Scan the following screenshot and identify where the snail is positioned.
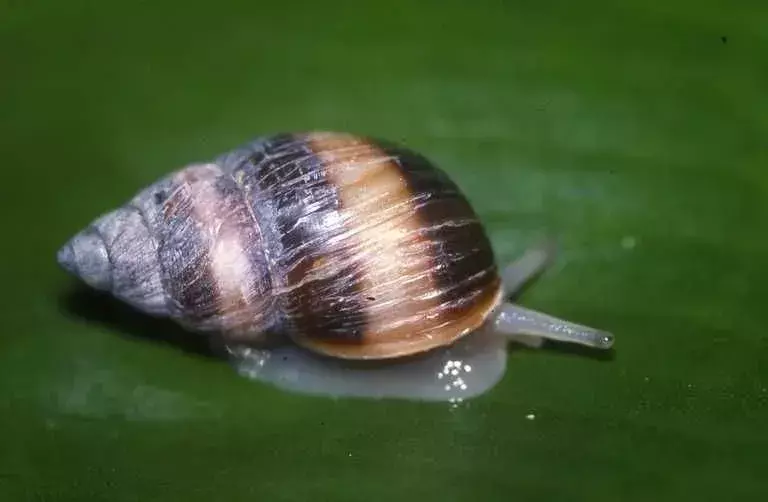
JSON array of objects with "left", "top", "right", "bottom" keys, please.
[{"left": 57, "top": 131, "right": 614, "bottom": 402}]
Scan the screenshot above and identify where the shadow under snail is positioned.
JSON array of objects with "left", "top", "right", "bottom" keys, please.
[{"left": 57, "top": 131, "right": 614, "bottom": 402}]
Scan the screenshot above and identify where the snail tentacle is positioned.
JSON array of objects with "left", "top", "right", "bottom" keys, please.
[
  {"left": 491, "top": 302, "right": 614, "bottom": 350},
  {"left": 500, "top": 238, "right": 556, "bottom": 298}
]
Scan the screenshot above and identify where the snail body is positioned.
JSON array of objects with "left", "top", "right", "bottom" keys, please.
[{"left": 58, "top": 131, "right": 613, "bottom": 401}]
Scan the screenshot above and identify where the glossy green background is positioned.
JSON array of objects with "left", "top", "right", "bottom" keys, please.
[{"left": 2, "top": 0, "right": 767, "bottom": 500}]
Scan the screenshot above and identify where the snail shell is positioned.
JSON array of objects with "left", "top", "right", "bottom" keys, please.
[{"left": 58, "top": 131, "right": 613, "bottom": 401}]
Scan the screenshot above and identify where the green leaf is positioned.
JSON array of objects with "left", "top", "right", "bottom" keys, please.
[{"left": 1, "top": 0, "right": 766, "bottom": 500}]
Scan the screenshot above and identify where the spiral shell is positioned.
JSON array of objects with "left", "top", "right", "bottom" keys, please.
[{"left": 59, "top": 131, "right": 502, "bottom": 360}]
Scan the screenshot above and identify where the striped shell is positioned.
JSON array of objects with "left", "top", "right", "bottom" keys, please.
[{"left": 58, "top": 132, "right": 502, "bottom": 360}]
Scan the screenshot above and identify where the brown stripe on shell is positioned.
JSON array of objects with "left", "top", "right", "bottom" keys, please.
[
  {"left": 375, "top": 139, "right": 502, "bottom": 336},
  {"left": 245, "top": 134, "right": 370, "bottom": 342},
  {"left": 158, "top": 163, "right": 274, "bottom": 339},
  {"left": 297, "top": 132, "right": 502, "bottom": 359}
]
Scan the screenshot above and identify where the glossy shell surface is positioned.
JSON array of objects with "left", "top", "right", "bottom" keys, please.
[{"left": 65, "top": 131, "right": 503, "bottom": 360}]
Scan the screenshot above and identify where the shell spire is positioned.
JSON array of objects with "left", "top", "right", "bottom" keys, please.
[{"left": 57, "top": 206, "right": 168, "bottom": 316}]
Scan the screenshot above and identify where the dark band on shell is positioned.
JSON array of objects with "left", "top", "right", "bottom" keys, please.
[
  {"left": 233, "top": 133, "right": 370, "bottom": 343},
  {"left": 374, "top": 139, "right": 500, "bottom": 321},
  {"left": 136, "top": 163, "right": 275, "bottom": 338}
]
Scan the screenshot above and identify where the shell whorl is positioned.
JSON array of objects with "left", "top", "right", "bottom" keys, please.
[
  {"left": 59, "top": 132, "right": 502, "bottom": 359},
  {"left": 127, "top": 161, "right": 275, "bottom": 339},
  {"left": 218, "top": 132, "right": 501, "bottom": 358}
]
